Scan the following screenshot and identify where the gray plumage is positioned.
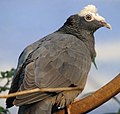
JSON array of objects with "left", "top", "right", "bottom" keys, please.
[{"left": 6, "top": 5, "right": 111, "bottom": 114}]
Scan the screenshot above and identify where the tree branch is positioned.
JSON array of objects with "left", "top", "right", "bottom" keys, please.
[
  {"left": 57, "top": 73, "right": 120, "bottom": 114},
  {"left": 0, "top": 87, "right": 82, "bottom": 98}
]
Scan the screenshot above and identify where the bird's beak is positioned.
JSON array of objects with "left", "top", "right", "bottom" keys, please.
[
  {"left": 102, "top": 21, "right": 112, "bottom": 30},
  {"left": 104, "top": 22, "right": 112, "bottom": 29}
]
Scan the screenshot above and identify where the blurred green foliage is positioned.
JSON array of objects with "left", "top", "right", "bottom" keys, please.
[
  {"left": 0, "top": 68, "right": 15, "bottom": 114},
  {"left": 0, "top": 106, "right": 10, "bottom": 114}
]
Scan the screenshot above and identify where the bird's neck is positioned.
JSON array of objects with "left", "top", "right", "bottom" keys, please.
[{"left": 57, "top": 25, "right": 96, "bottom": 60}]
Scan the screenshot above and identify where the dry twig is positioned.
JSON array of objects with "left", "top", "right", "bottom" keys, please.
[{"left": 0, "top": 87, "right": 81, "bottom": 98}]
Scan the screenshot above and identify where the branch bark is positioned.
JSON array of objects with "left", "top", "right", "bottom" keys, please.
[{"left": 57, "top": 73, "right": 120, "bottom": 114}]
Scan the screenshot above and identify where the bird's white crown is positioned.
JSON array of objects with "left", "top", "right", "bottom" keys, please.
[
  {"left": 78, "top": 5, "right": 105, "bottom": 21},
  {"left": 79, "top": 5, "right": 97, "bottom": 16}
]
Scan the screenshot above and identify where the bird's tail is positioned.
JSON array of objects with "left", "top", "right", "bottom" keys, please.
[{"left": 18, "top": 100, "right": 53, "bottom": 114}]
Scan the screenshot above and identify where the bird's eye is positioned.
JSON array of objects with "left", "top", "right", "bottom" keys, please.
[{"left": 84, "top": 14, "right": 93, "bottom": 22}]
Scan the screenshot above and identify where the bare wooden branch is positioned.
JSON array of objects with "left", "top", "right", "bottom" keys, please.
[
  {"left": 57, "top": 73, "right": 120, "bottom": 114},
  {"left": 0, "top": 87, "right": 81, "bottom": 98}
]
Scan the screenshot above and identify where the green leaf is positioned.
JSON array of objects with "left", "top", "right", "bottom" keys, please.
[
  {"left": 0, "top": 106, "right": 10, "bottom": 114},
  {"left": 118, "top": 109, "right": 120, "bottom": 114}
]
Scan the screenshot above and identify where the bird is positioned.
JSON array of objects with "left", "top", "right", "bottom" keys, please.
[{"left": 6, "top": 4, "right": 111, "bottom": 114}]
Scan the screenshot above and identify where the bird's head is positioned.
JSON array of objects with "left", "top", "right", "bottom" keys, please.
[
  {"left": 77, "top": 4, "right": 112, "bottom": 32},
  {"left": 62, "top": 5, "right": 112, "bottom": 33}
]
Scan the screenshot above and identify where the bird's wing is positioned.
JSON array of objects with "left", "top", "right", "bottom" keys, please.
[
  {"left": 13, "top": 33, "right": 91, "bottom": 106},
  {"left": 6, "top": 38, "right": 44, "bottom": 108}
]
